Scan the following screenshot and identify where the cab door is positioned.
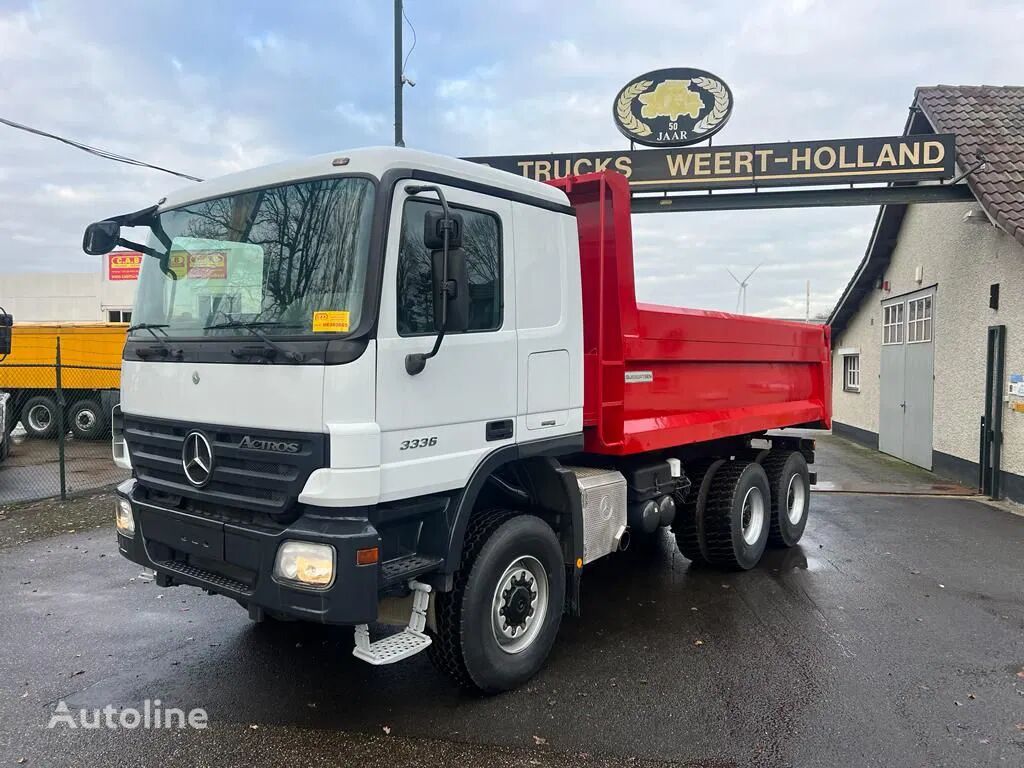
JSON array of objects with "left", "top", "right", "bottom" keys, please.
[{"left": 375, "top": 181, "right": 517, "bottom": 502}]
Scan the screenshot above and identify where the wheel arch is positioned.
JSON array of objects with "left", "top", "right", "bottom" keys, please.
[{"left": 442, "top": 435, "right": 585, "bottom": 612}]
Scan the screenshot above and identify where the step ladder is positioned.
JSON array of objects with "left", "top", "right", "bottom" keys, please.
[{"left": 352, "top": 580, "right": 432, "bottom": 665}]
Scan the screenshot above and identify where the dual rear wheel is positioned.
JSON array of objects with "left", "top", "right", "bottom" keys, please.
[
  {"left": 19, "top": 396, "right": 108, "bottom": 440},
  {"left": 673, "top": 450, "right": 809, "bottom": 570}
]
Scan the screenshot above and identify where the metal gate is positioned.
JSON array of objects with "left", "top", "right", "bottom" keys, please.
[{"left": 879, "top": 288, "right": 935, "bottom": 469}]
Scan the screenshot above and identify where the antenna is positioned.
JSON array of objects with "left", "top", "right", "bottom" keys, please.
[{"left": 727, "top": 262, "right": 763, "bottom": 314}]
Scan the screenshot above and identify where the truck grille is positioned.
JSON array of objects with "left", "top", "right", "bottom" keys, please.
[{"left": 123, "top": 414, "right": 327, "bottom": 516}]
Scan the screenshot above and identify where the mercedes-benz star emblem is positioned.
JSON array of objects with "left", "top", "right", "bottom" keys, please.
[{"left": 182, "top": 431, "right": 214, "bottom": 487}]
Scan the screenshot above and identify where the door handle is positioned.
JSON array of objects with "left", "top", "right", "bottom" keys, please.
[
  {"left": 486, "top": 419, "right": 513, "bottom": 441},
  {"left": 900, "top": 402, "right": 906, "bottom": 409}
]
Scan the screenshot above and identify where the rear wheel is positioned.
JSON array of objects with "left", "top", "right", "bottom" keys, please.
[
  {"left": 672, "top": 459, "right": 723, "bottom": 564},
  {"left": 429, "top": 511, "right": 565, "bottom": 693},
  {"left": 68, "top": 398, "right": 107, "bottom": 440},
  {"left": 22, "top": 395, "right": 59, "bottom": 439},
  {"left": 702, "top": 460, "right": 771, "bottom": 570},
  {"left": 762, "top": 450, "right": 810, "bottom": 547}
]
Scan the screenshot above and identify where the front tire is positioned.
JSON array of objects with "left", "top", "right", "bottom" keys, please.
[
  {"left": 429, "top": 511, "right": 565, "bottom": 693},
  {"left": 702, "top": 460, "right": 771, "bottom": 570}
]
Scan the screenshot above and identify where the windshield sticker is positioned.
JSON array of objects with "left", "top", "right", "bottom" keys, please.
[
  {"left": 168, "top": 249, "right": 228, "bottom": 280},
  {"left": 312, "top": 310, "right": 350, "bottom": 333}
]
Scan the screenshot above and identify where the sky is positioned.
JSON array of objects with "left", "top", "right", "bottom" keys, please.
[{"left": 0, "top": 0, "right": 1021, "bottom": 317}]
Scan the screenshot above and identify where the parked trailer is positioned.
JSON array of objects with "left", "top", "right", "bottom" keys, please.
[
  {"left": 84, "top": 148, "right": 830, "bottom": 692},
  {"left": 0, "top": 322, "right": 126, "bottom": 440}
]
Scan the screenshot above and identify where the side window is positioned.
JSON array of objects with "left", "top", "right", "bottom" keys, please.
[
  {"left": 396, "top": 198, "right": 502, "bottom": 336},
  {"left": 843, "top": 354, "right": 860, "bottom": 392},
  {"left": 907, "top": 296, "right": 932, "bottom": 343},
  {"left": 882, "top": 302, "right": 904, "bottom": 345}
]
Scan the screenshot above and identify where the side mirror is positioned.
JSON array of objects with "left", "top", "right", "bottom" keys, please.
[
  {"left": 82, "top": 220, "right": 121, "bottom": 255},
  {"left": 423, "top": 209, "right": 463, "bottom": 250},
  {"left": 431, "top": 247, "right": 470, "bottom": 333},
  {"left": 0, "top": 311, "right": 11, "bottom": 356}
]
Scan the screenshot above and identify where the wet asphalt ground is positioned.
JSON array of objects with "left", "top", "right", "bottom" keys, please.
[{"left": 1, "top": 442, "right": 1023, "bottom": 767}]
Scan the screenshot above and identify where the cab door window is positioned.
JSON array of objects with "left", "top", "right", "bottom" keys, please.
[{"left": 396, "top": 199, "right": 502, "bottom": 336}]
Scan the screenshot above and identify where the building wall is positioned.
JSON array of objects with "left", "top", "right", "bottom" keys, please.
[
  {"left": 0, "top": 271, "right": 136, "bottom": 322},
  {"left": 832, "top": 200, "right": 1024, "bottom": 492}
]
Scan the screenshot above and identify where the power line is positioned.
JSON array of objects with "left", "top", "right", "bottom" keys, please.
[
  {"left": 0, "top": 116, "right": 204, "bottom": 182},
  {"left": 402, "top": 3, "right": 417, "bottom": 76}
]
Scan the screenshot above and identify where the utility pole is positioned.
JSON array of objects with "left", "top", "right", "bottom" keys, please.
[
  {"left": 806, "top": 280, "right": 810, "bottom": 322},
  {"left": 394, "top": 0, "right": 404, "bottom": 147}
]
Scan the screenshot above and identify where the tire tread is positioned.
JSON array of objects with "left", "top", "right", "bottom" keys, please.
[
  {"left": 672, "top": 459, "right": 716, "bottom": 563},
  {"left": 427, "top": 508, "right": 520, "bottom": 689},
  {"left": 702, "top": 461, "right": 748, "bottom": 567}
]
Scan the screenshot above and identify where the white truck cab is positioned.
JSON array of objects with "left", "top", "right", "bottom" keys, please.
[{"left": 94, "top": 148, "right": 590, "bottom": 691}]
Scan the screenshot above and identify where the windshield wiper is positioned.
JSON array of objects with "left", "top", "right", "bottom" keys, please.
[
  {"left": 127, "top": 323, "right": 182, "bottom": 360},
  {"left": 204, "top": 321, "right": 305, "bottom": 363}
]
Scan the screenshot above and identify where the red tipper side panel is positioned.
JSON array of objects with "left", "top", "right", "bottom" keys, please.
[{"left": 548, "top": 171, "right": 832, "bottom": 456}]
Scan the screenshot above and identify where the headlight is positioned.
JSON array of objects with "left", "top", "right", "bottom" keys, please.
[
  {"left": 115, "top": 498, "right": 135, "bottom": 536},
  {"left": 273, "top": 541, "right": 335, "bottom": 589}
]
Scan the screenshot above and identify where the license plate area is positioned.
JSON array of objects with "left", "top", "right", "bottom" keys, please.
[{"left": 140, "top": 508, "right": 225, "bottom": 560}]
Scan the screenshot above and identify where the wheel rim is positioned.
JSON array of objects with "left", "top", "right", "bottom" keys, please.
[
  {"left": 740, "top": 486, "right": 766, "bottom": 545},
  {"left": 786, "top": 473, "right": 807, "bottom": 525},
  {"left": 491, "top": 555, "right": 549, "bottom": 654},
  {"left": 27, "top": 404, "right": 52, "bottom": 432},
  {"left": 75, "top": 409, "right": 97, "bottom": 431}
]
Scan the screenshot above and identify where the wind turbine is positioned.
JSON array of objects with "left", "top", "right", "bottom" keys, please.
[{"left": 727, "top": 262, "right": 763, "bottom": 314}]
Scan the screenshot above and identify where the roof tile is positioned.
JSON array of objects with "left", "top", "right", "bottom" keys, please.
[{"left": 915, "top": 85, "right": 1024, "bottom": 248}]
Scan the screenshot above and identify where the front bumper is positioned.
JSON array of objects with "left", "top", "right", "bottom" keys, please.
[{"left": 116, "top": 480, "right": 380, "bottom": 624}]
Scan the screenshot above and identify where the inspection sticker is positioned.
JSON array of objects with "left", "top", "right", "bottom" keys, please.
[{"left": 312, "top": 310, "right": 350, "bottom": 333}]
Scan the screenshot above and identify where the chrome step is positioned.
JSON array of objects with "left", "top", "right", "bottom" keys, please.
[{"left": 352, "top": 580, "right": 432, "bottom": 666}]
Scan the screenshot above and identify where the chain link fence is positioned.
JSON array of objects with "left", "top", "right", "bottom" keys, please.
[{"left": 1, "top": 333, "right": 129, "bottom": 505}]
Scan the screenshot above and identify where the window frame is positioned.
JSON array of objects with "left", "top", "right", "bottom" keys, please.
[
  {"left": 882, "top": 302, "right": 904, "bottom": 345},
  {"left": 395, "top": 196, "right": 504, "bottom": 338},
  {"left": 907, "top": 295, "right": 933, "bottom": 344},
  {"left": 843, "top": 354, "right": 860, "bottom": 392},
  {"left": 107, "top": 309, "right": 133, "bottom": 323}
]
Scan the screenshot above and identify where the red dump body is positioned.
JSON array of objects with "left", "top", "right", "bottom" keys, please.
[{"left": 548, "top": 171, "right": 832, "bottom": 456}]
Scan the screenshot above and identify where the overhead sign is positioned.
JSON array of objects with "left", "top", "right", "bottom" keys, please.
[
  {"left": 613, "top": 68, "right": 734, "bottom": 147},
  {"left": 465, "top": 134, "right": 956, "bottom": 193},
  {"left": 107, "top": 251, "right": 142, "bottom": 281}
]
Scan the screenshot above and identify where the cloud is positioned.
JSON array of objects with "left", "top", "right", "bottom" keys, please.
[
  {"left": 335, "top": 102, "right": 388, "bottom": 137},
  {"left": 1, "top": 0, "right": 1021, "bottom": 318}
]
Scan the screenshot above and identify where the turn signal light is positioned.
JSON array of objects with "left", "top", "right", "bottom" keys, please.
[{"left": 356, "top": 547, "right": 379, "bottom": 566}]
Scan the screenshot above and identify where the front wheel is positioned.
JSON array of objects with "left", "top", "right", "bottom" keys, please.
[{"left": 429, "top": 511, "right": 565, "bottom": 693}]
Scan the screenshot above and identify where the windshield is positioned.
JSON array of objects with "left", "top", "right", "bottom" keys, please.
[{"left": 131, "top": 177, "right": 375, "bottom": 338}]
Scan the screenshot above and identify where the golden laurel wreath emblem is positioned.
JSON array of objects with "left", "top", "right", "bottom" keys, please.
[
  {"left": 689, "top": 76, "right": 730, "bottom": 135},
  {"left": 616, "top": 80, "right": 654, "bottom": 137},
  {"left": 616, "top": 77, "right": 730, "bottom": 138}
]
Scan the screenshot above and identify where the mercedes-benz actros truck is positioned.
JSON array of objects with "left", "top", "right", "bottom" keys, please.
[{"left": 83, "top": 148, "right": 830, "bottom": 693}]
